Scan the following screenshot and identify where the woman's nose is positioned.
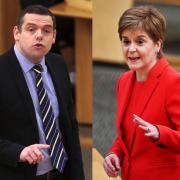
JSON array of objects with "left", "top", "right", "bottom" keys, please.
[{"left": 129, "top": 43, "right": 136, "bottom": 52}]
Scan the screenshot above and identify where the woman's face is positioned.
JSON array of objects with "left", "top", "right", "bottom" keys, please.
[{"left": 121, "top": 28, "right": 161, "bottom": 75}]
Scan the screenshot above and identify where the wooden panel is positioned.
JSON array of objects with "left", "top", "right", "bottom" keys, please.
[
  {"left": 0, "top": 0, "right": 20, "bottom": 54},
  {"left": 135, "top": 0, "right": 180, "bottom": 6},
  {"left": 93, "top": 0, "right": 133, "bottom": 64},
  {"left": 0, "top": 0, "right": 4, "bottom": 52},
  {"left": 75, "top": 19, "right": 92, "bottom": 124},
  {"left": 50, "top": 3, "right": 92, "bottom": 124},
  {"left": 166, "top": 54, "right": 180, "bottom": 71}
]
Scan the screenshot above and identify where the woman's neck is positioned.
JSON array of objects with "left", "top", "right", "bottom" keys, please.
[{"left": 136, "top": 60, "right": 157, "bottom": 82}]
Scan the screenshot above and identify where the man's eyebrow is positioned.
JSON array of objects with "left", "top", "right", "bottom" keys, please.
[{"left": 25, "top": 23, "right": 53, "bottom": 28}]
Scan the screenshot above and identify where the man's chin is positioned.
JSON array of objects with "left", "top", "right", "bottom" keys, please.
[{"left": 29, "top": 54, "right": 44, "bottom": 63}]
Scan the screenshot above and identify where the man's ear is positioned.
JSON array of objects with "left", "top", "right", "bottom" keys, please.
[
  {"left": 13, "top": 26, "right": 20, "bottom": 41},
  {"left": 52, "top": 29, "right": 56, "bottom": 44}
]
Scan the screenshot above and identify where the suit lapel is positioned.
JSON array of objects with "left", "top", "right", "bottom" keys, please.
[
  {"left": 8, "top": 49, "right": 39, "bottom": 137},
  {"left": 118, "top": 71, "right": 135, "bottom": 125},
  {"left": 117, "top": 71, "right": 136, "bottom": 157}
]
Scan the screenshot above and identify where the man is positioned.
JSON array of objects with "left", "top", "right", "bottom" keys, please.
[
  {"left": 19, "top": 0, "right": 74, "bottom": 55},
  {"left": 0, "top": 5, "right": 84, "bottom": 180}
]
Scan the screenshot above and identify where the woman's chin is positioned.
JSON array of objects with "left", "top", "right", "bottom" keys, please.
[{"left": 128, "top": 64, "right": 140, "bottom": 71}]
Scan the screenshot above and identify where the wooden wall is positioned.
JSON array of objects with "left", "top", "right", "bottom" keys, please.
[
  {"left": 93, "top": 0, "right": 133, "bottom": 63},
  {"left": 0, "top": 0, "right": 20, "bottom": 54}
]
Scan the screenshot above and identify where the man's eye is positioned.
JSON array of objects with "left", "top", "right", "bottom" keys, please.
[
  {"left": 44, "top": 29, "right": 51, "bottom": 33},
  {"left": 28, "top": 28, "right": 34, "bottom": 32}
]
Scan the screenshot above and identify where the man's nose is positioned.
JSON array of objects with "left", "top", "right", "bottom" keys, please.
[{"left": 35, "top": 29, "right": 43, "bottom": 40}]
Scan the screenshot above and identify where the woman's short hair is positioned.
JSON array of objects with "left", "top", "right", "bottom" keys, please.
[{"left": 118, "top": 6, "right": 166, "bottom": 55}]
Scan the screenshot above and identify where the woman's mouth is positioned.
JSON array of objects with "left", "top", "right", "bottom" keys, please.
[{"left": 128, "top": 57, "right": 140, "bottom": 62}]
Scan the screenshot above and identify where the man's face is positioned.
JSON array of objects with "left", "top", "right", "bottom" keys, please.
[{"left": 14, "top": 13, "right": 56, "bottom": 63}]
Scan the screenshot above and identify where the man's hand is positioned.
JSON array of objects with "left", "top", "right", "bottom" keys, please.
[
  {"left": 133, "top": 114, "right": 159, "bottom": 140},
  {"left": 103, "top": 153, "right": 120, "bottom": 177},
  {"left": 20, "top": 144, "right": 50, "bottom": 165}
]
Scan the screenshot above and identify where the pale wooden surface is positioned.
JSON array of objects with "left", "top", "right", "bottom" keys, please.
[
  {"left": 75, "top": 19, "right": 92, "bottom": 124},
  {"left": 93, "top": 148, "right": 121, "bottom": 180},
  {"left": 50, "top": 2, "right": 92, "bottom": 19},
  {"left": 50, "top": 3, "right": 92, "bottom": 124},
  {"left": 93, "top": 0, "right": 133, "bottom": 64},
  {"left": 65, "top": 0, "right": 92, "bottom": 12}
]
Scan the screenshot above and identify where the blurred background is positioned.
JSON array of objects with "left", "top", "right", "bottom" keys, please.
[
  {"left": 0, "top": 0, "right": 92, "bottom": 180},
  {"left": 1, "top": 0, "right": 180, "bottom": 179},
  {"left": 93, "top": 1, "right": 180, "bottom": 179}
]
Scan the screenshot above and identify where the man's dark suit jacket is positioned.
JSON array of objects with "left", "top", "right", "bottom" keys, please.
[{"left": 0, "top": 47, "right": 85, "bottom": 180}]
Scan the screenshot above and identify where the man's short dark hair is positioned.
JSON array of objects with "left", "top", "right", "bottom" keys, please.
[{"left": 16, "top": 4, "right": 56, "bottom": 30}]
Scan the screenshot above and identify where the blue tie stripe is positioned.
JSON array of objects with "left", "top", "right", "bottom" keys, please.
[
  {"left": 53, "top": 142, "right": 63, "bottom": 163},
  {"left": 49, "top": 129, "right": 59, "bottom": 146},
  {"left": 46, "top": 120, "right": 56, "bottom": 140},
  {"left": 41, "top": 98, "right": 49, "bottom": 114},
  {"left": 44, "top": 113, "right": 54, "bottom": 132},
  {"left": 33, "top": 64, "right": 68, "bottom": 173},
  {"left": 42, "top": 102, "right": 52, "bottom": 122}
]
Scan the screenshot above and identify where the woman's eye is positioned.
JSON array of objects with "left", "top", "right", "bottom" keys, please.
[
  {"left": 137, "top": 40, "right": 144, "bottom": 45},
  {"left": 122, "top": 40, "right": 130, "bottom": 45}
]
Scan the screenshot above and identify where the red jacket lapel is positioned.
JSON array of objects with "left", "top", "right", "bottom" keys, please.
[{"left": 129, "top": 58, "right": 169, "bottom": 152}]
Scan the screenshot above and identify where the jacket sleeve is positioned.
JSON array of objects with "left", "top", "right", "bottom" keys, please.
[
  {"left": 107, "top": 76, "right": 123, "bottom": 158},
  {"left": 155, "top": 74, "right": 180, "bottom": 153},
  {"left": 63, "top": 61, "right": 85, "bottom": 180},
  {"left": 0, "top": 138, "right": 25, "bottom": 167},
  {"left": 108, "top": 136, "right": 123, "bottom": 159}
]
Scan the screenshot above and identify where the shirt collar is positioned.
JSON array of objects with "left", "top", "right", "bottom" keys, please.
[{"left": 14, "top": 45, "right": 47, "bottom": 73}]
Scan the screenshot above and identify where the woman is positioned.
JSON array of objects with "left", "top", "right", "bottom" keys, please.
[{"left": 103, "top": 6, "right": 180, "bottom": 180}]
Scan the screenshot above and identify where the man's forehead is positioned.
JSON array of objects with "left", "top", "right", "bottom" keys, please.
[{"left": 23, "top": 13, "right": 53, "bottom": 26}]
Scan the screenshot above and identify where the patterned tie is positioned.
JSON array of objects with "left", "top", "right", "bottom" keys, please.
[{"left": 33, "top": 64, "right": 68, "bottom": 173}]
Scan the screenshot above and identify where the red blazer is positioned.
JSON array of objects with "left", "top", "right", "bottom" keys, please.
[{"left": 109, "top": 58, "right": 180, "bottom": 180}]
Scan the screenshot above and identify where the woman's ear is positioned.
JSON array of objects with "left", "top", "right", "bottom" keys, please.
[{"left": 156, "top": 39, "right": 162, "bottom": 53}]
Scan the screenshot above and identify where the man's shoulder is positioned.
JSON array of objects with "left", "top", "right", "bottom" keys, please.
[
  {"left": 45, "top": 52, "right": 68, "bottom": 73},
  {"left": 46, "top": 52, "right": 65, "bottom": 63},
  {"left": 0, "top": 48, "right": 14, "bottom": 68},
  {"left": 119, "top": 70, "right": 133, "bottom": 81},
  {"left": 0, "top": 48, "right": 13, "bottom": 60}
]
